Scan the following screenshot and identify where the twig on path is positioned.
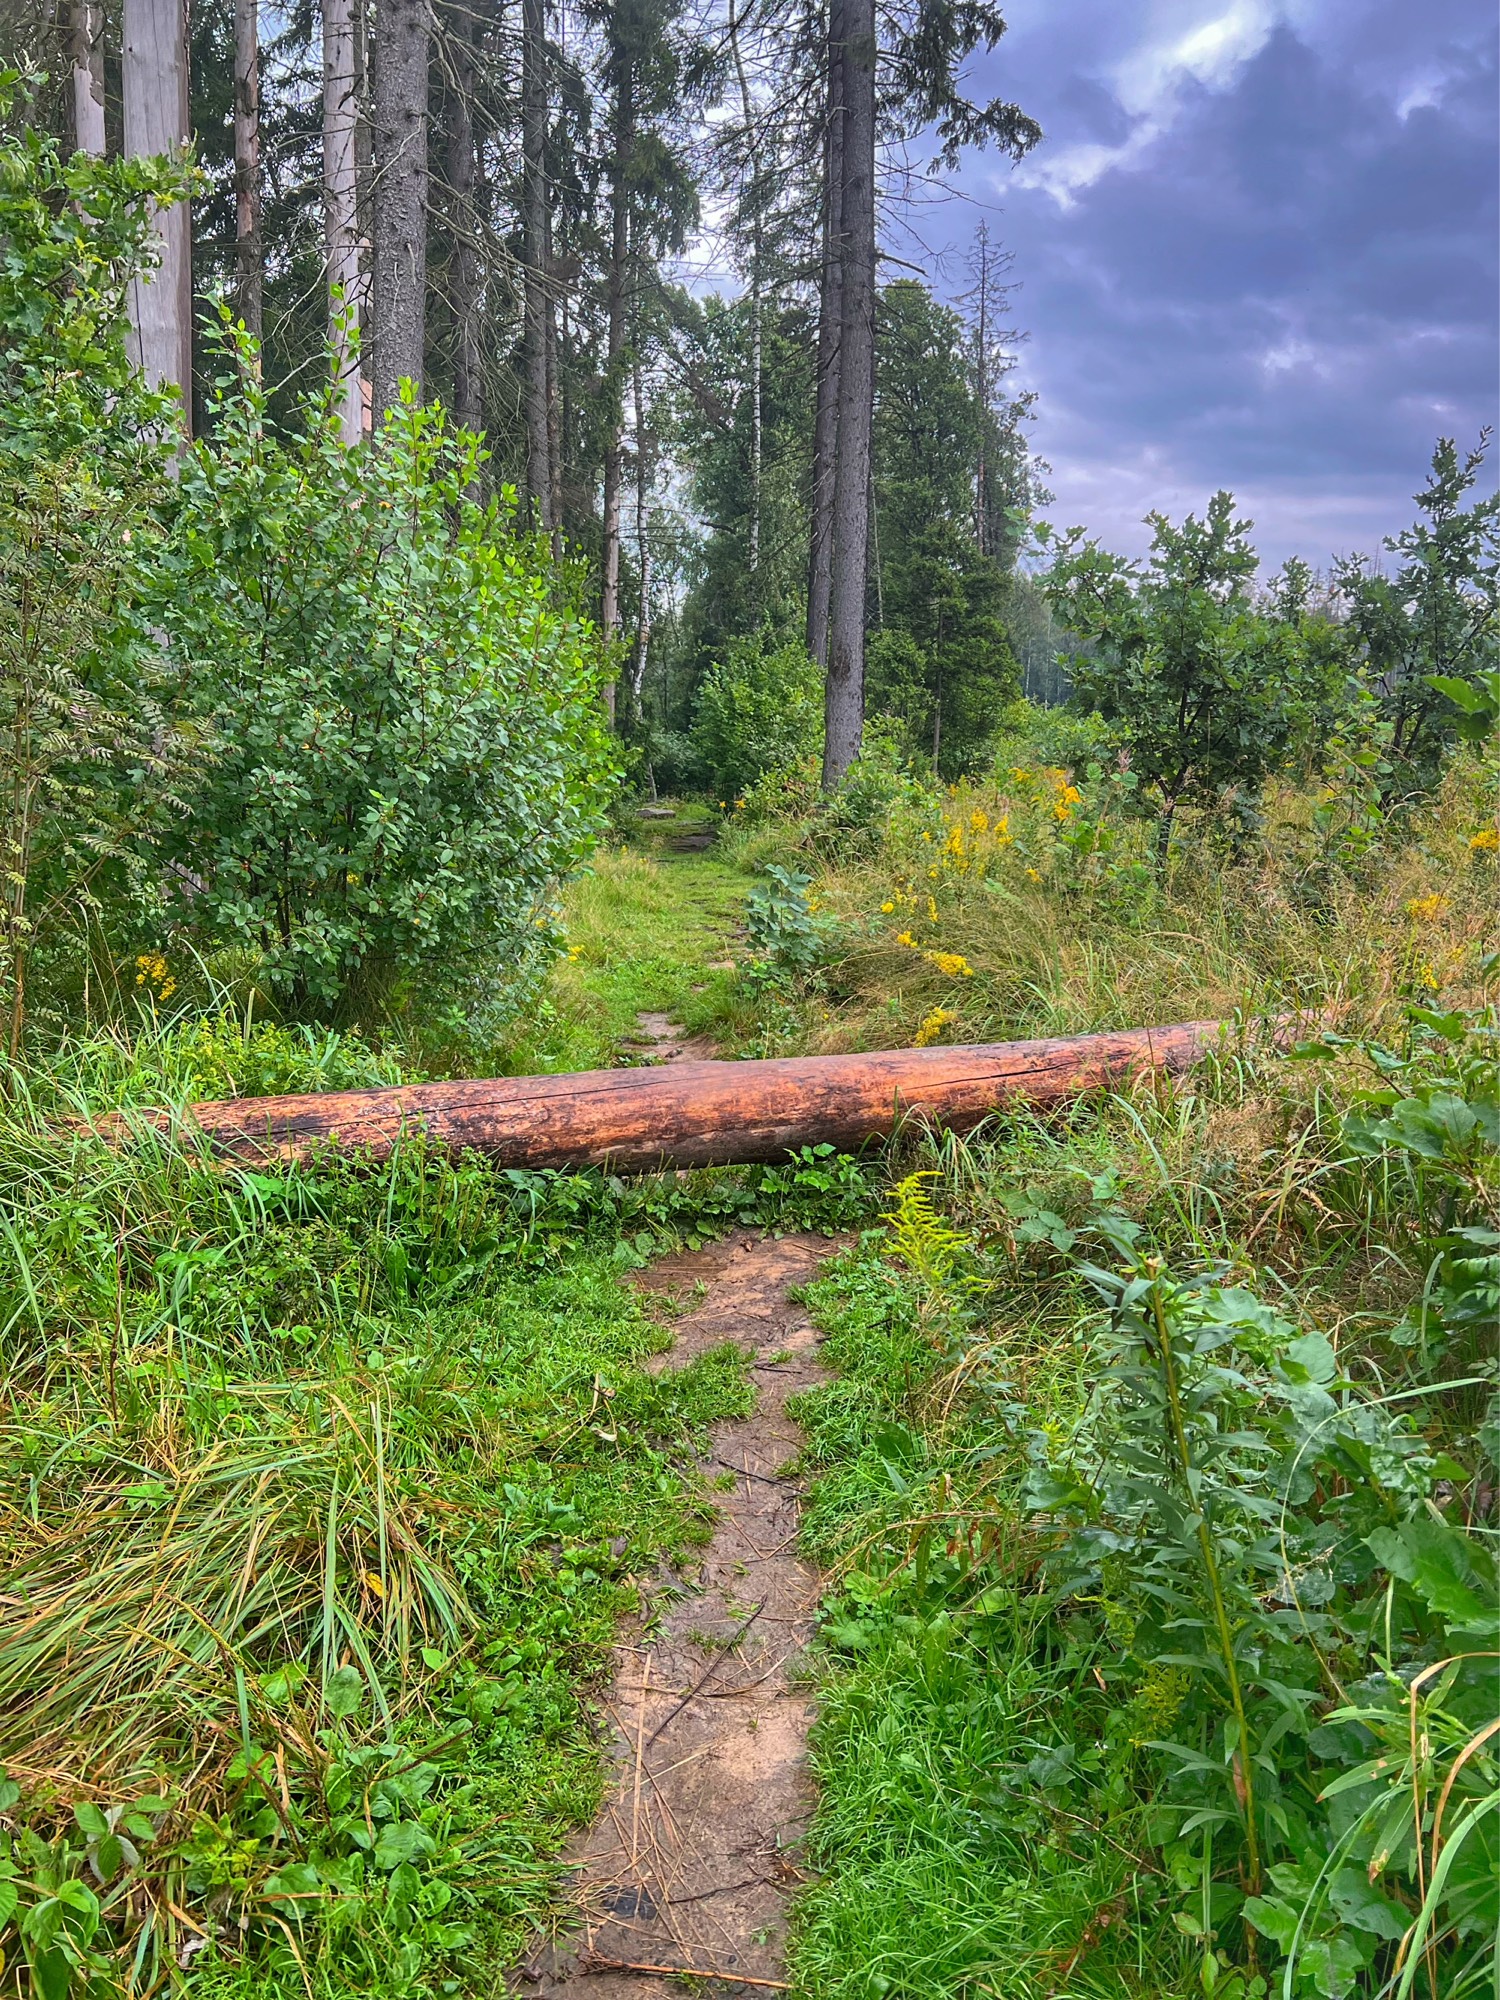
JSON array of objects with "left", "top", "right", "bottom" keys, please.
[
  {"left": 580, "top": 1955, "right": 791, "bottom": 1990},
  {"left": 645, "top": 1602, "right": 765, "bottom": 1748},
  {"left": 630, "top": 1652, "right": 652, "bottom": 1868}
]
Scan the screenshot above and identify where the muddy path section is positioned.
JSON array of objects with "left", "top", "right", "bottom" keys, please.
[{"left": 521, "top": 1231, "right": 833, "bottom": 1998}]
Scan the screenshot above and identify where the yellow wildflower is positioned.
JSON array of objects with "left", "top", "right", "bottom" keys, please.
[
  {"left": 880, "top": 900, "right": 896, "bottom": 914},
  {"left": 134, "top": 952, "right": 177, "bottom": 1004},
  {"left": 896, "top": 931, "right": 917, "bottom": 948},
  {"left": 1406, "top": 893, "right": 1451, "bottom": 921},
  {"left": 924, "top": 950, "right": 974, "bottom": 978},
  {"left": 927, "top": 896, "right": 939, "bottom": 924},
  {"left": 1025, "top": 867, "right": 1041, "bottom": 883},
  {"left": 1469, "top": 826, "right": 1499, "bottom": 853},
  {"left": 1417, "top": 961, "right": 1441, "bottom": 991},
  {"left": 928, "top": 865, "right": 939, "bottom": 880},
  {"left": 969, "top": 808, "right": 989, "bottom": 835},
  {"left": 914, "top": 1005, "right": 955, "bottom": 1047}
]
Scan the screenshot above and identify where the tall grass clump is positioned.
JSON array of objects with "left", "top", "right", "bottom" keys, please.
[{"left": 790, "top": 984, "right": 1498, "bottom": 2000}]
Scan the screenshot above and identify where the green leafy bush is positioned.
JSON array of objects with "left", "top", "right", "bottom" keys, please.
[
  {"left": 690, "top": 633, "right": 823, "bottom": 800},
  {"left": 144, "top": 334, "right": 614, "bottom": 1023},
  {"left": 0, "top": 84, "right": 192, "bottom": 1051},
  {"left": 1041, "top": 495, "right": 1353, "bottom": 856}
]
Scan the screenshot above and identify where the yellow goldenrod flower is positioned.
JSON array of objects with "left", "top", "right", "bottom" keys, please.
[
  {"left": 969, "top": 808, "right": 989, "bottom": 835},
  {"left": 924, "top": 950, "right": 974, "bottom": 978},
  {"left": 914, "top": 1005, "right": 955, "bottom": 1047},
  {"left": 1025, "top": 867, "right": 1041, "bottom": 882},
  {"left": 1469, "top": 826, "right": 1499, "bottom": 853},
  {"left": 880, "top": 900, "right": 895, "bottom": 914},
  {"left": 896, "top": 931, "right": 917, "bottom": 948},
  {"left": 1406, "top": 893, "right": 1451, "bottom": 921}
]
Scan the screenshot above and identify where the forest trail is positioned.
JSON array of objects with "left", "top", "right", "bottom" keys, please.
[{"left": 523, "top": 1231, "right": 834, "bottom": 1997}]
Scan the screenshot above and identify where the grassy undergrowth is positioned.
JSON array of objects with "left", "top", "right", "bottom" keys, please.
[
  {"left": 0, "top": 1016, "right": 873, "bottom": 2000},
  {"left": 790, "top": 1006, "right": 1499, "bottom": 2000},
  {"left": 501, "top": 804, "right": 761, "bottom": 1072}
]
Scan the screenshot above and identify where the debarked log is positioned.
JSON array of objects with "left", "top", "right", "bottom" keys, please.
[{"left": 94, "top": 1018, "right": 1255, "bottom": 1172}]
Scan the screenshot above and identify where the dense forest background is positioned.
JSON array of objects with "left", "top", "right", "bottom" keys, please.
[{"left": 3, "top": 0, "right": 1054, "bottom": 786}]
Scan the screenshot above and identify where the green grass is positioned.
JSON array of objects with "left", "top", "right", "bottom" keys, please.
[
  {"left": 0, "top": 1071, "right": 767, "bottom": 1999},
  {"left": 788, "top": 1244, "right": 1188, "bottom": 2000},
  {"left": 502, "top": 808, "right": 761, "bottom": 1073}
]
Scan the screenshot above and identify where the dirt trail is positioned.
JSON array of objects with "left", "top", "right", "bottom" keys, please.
[
  {"left": 620, "top": 1010, "right": 719, "bottom": 1064},
  {"left": 521, "top": 1231, "right": 833, "bottom": 1997}
]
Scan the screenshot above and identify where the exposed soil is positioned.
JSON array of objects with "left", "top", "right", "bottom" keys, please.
[
  {"left": 518, "top": 1231, "right": 835, "bottom": 1997},
  {"left": 619, "top": 1011, "right": 720, "bottom": 1065}
]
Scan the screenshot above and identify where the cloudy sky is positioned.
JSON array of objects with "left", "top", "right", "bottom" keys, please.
[{"left": 911, "top": 0, "right": 1498, "bottom": 567}]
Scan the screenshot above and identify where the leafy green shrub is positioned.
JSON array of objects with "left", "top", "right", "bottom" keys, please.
[
  {"left": 989, "top": 696, "right": 1118, "bottom": 778},
  {"left": 743, "top": 864, "right": 836, "bottom": 989},
  {"left": 690, "top": 633, "right": 823, "bottom": 800},
  {"left": 1041, "top": 495, "right": 1353, "bottom": 857},
  {"left": 144, "top": 332, "right": 614, "bottom": 1023},
  {"left": 0, "top": 86, "right": 192, "bottom": 1053}
]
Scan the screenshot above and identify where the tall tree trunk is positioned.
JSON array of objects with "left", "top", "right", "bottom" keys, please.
[
  {"left": 122, "top": 0, "right": 192, "bottom": 429},
  {"left": 521, "top": 0, "right": 554, "bottom": 532},
  {"left": 371, "top": 0, "right": 429, "bottom": 423},
  {"left": 806, "top": 0, "right": 845, "bottom": 668},
  {"left": 972, "top": 226, "right": 990, "bottom": 553},
  {"left": 544, "top": 195, "right": 563, "bottom": 551},
  {"left": 729, "top": 0, "right": 762, "bottom": 583},
  {"left": 233, "top": 0, "right": 263, "bottom": 344},
  {"left": 822, "top": 0, "right": 874, "bottom": 790},
  {"left": 446, "top": 11, "right": 482, "bottom": 439},
  {"left": 600, "top": 53, "right": 635, "bottom": 718},
  {"left": 323, "top": 0, "right": 364, "bottom": 442},
  {"left": 629, "top": 339, "right": 653, "bottom": 725},
  {"left": 71, "top": 0, "right": 105, "bottom": 155}
]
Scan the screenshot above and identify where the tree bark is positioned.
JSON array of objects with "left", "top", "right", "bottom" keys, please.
[
  {"left": 371, "top": 0, "right": 430, "bottom": 423},
  {"left": 521, "top": 0, "right": 554, "bottom": 533},
  {"left": 629, "top": 335, "right": 653, "bottom": 724},
  {"left": 822, "top": 0, "right": 875, "bottom": 790},
  {"left": 71, "top": 0, "right": 105, "bottom": 155},
  {"left": 599, "top": 56, "right": 634, "bottom": 674},
  {"left": 233, "top": 0, "right": 263, "bottom": 343},
  {"left": 122, "top": 0, "right": 192, "bottom": 430},
  {"left": 102, "top": 1021, "right": 1234, "bottom": 1171},
  {"left": 446, "top": 2, "right": 482, "bottom": 440},
  {"left": 729, "top": 0, "right": 762, "bottom": 583},
  {"left": 323, "top": 0, "right": 365, "bottom": 442},
  {"left": 806, "top": 0, "right": 845, "bottom": 668}
]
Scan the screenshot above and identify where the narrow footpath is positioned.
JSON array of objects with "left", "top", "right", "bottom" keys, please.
[{"left": 523, "top": 1231, "right": 833, "bottom": 1996}]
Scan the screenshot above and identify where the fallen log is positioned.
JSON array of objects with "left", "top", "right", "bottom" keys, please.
[{"left": 97, "top": 1018, "right": 1245, "bottom": 1172}]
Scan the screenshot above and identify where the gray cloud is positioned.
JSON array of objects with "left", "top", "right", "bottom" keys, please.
[{"left": 943, "top": 0, "right": 1498, "bottom": 566}]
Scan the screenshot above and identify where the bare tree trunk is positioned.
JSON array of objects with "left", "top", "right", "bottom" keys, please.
[
  {"left": 544, "top": 194, "right": 563, "bottom": 552},
  {"left": 233, "top": 0, "right": 263, "bottom": 344},
  {"left": 371, "top": 0, "right": 429, "bottom": 423},
  {"left": 71, "top": 0, "right": 105, "bottom": 155},
  {"left": 629, "top": 339, "right": 653, "bottom": 725},
  {"left": 323, "top": 0, "right": 364, "bottom": 442},
  {"left": 973, "top": 225, "right": 990, "bottom": 552},
  {"left": 822, "top": 0, "right": 874, "bottom": 790},
  {"left": 806, "top": 0, "right": 844, "bottom": 667},
  {"left": 729, "top": 0, "right": 761, "bottom": 583},
  {"left": 521, "top": 0, "right": 553, "bottom": 532},
  {"left": 123, "top": 0, "right": 192, "bottom": 430},
  {"left": 446, "top": 3, "right": 482, "bottom": 440},
  {"left": 599, "top": 57, "right": 634, "bottom": 672}
]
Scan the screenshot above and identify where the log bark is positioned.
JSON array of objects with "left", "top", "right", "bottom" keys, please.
[{"left": 103, "top": 1020, "right": 1232, "bottom": 1172}]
